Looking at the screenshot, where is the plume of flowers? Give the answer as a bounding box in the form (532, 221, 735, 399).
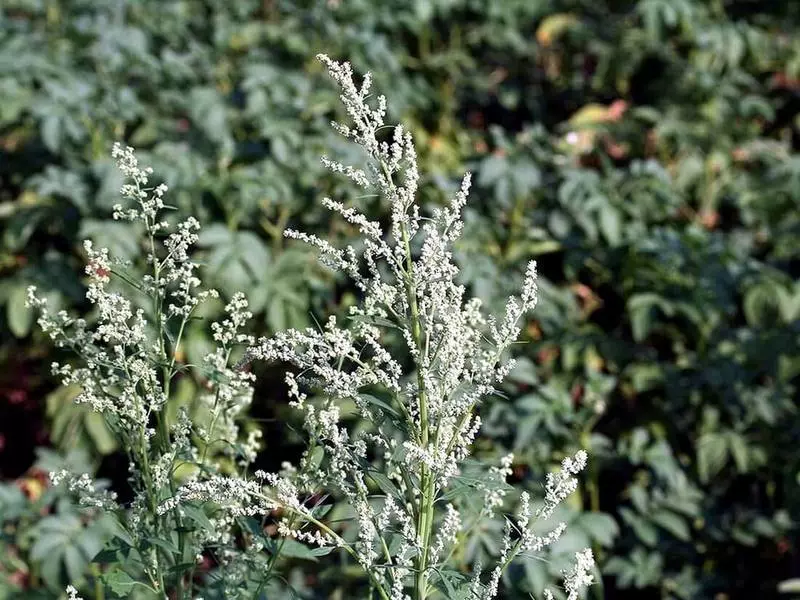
(27, 56, 592, 600)
(245, 54, 593, 600)
(27, 144, 266, 599)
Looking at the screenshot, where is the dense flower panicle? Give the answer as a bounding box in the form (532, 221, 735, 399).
(50, 470, 119, 510)
(541, 450, 588, 520)
(246, 54, 592, 599)
(483, 453, 515, 518)
(430, 503, 461, 561)
(564, 549, 595, 600)
(28, 143, 268, 597)
(30, 57, 591, 600)
(159, 476, 268, 518)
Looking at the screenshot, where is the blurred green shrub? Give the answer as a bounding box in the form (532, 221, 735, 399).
(0, 449, 114, 599)
(1, 0, 798, 597)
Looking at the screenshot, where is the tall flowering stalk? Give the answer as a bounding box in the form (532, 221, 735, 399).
(244, 55, 594, 600)
(27, 145, 263, 599)
(27, 55, 593, 600)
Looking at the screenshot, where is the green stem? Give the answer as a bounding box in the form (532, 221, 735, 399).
(139, 433, 167, 597)
(400, 225, 435, 600)
(146, 204, 191, 598)
(581, 428, 603, 600)
(91, 563, 105, 600)
(261, 498, 392, 600)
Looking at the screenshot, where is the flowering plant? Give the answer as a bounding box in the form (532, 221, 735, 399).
(27, 55, 593, 600)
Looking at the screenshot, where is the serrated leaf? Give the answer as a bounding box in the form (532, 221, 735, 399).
(103, 568, 138, 597)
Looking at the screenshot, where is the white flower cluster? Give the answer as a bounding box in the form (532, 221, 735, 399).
(50, 470, 119, 510)
(430, 503, 461, 562)
(535, 549, 595, 600)
(541, 450, 588, 520)
(30, 57, 592, 600)
(483, 453, 515, 518)
(65, 585, 83, 600)
(564, 548, 595, 599)
(159, 476, 268, 517)
(245, 54, 590, 600)
(195, 292, 259, 468)
(25, 144, 219, 437)
(28, 274, 160, 432)
(28, 144, 267, 597)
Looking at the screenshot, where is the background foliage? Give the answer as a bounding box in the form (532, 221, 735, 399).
(1, 0, 799, 598)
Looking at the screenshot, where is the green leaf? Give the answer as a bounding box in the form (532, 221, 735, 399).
(359, 393, 401, 420)
(275, 538, 334, 561)
(182, 503, 214, 533)
(620, 508, 658, 546)
(63, 545, 85, 583)
(368, 470, 401, 499)
(167, 563, 198, 576)
(651, 510, 690, 541)
(189, 88, 229, 144)
(776, 284, 800, 323)
(30, 514, 82, 560)
(523, 555, 548, 595)
(626, 364, 663, 392)
(434, 568, 472, 600)
(145, 535, 179, 555)
(41, 116, 62, 152)
(92, 548, 120, 565)
(84, 411, 117, 455)
(28, 513, 89, 589)
(578, 512, 620, 546)
(103, 568, 138, 597)
(697, 432, 729, 483)
(627, 293, 670, 342)
(0, 484, 27, 520)
(727, 432, 749, 473)
(7, 283, 33, 338)
(75, 525, 105, 564)
(743, 284, 780, 327)
(599, 206, 622, 246)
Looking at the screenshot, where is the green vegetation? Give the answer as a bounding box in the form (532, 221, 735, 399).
(1, 0, 798, 598)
